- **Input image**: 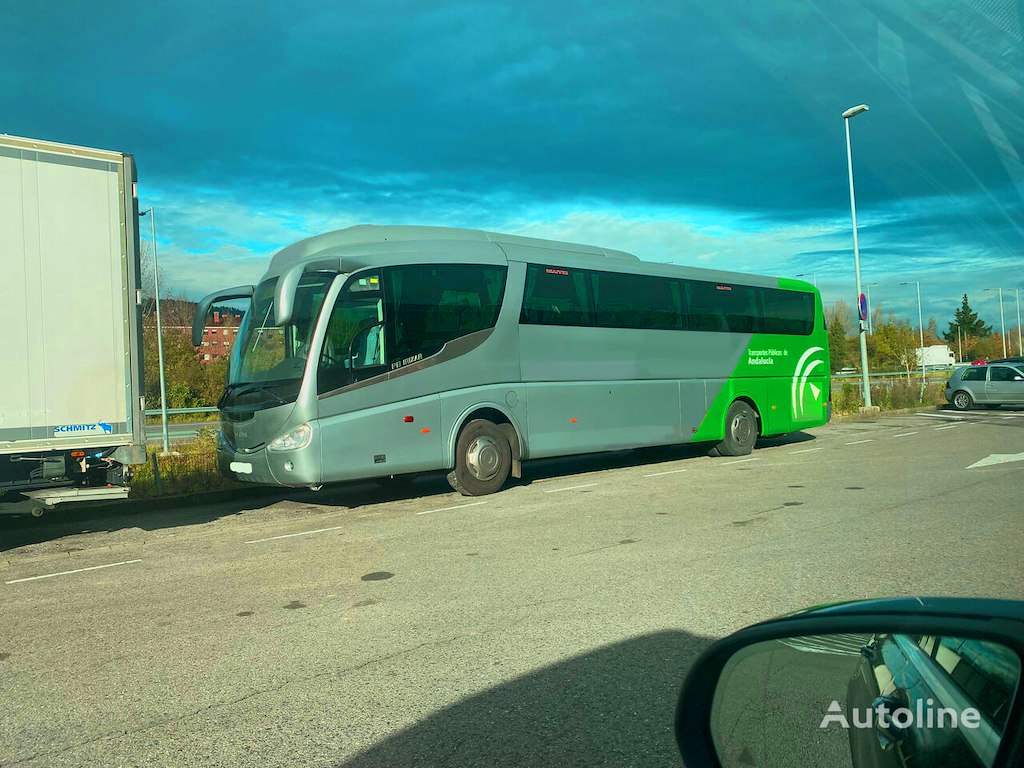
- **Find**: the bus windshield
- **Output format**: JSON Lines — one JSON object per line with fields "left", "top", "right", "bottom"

{"left": 228, "top": 273, "right": 334, "bottom": 399}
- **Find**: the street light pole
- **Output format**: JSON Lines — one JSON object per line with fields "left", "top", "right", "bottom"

{"left": 843, "top": 104, "right": 872, "bottom": 408}
{"left": 998, "top": 287, "right": 1007, "bottom": 358}
{"left": 1016, "top": 288, "right": 1022, "bottom": 357}
{"left": 985, "top": 287, "right": 1008, "bottom": 359}
{"left": 139, "top": 207, "right": 170, "bottom": 454}
{"left": 901, "top": 280, "right": 925, "bottom": 397}
{"left": 865, "top": 282, "right": 878, "bottom": 334}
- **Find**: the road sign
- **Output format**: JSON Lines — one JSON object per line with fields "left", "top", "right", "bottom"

{"left": 858, "top": 293, "right": 868, "bottom": 321}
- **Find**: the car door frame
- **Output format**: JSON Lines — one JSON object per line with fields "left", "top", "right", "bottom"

{"left": 986, "top": 365, "right": 1023, "bottom": 405}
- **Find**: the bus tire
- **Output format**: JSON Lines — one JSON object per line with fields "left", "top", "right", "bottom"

{"left": 447, "top": 419, "right": 512, "bottom": 496}
{"left": 711, "top": 400, "right": 758, "bottom": 457}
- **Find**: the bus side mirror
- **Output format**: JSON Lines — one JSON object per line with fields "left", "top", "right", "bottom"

{"left": 192, "top": 285, "right": 254, "bottom": 346}
{"left": 274, "top": 259, "right": 341, "bottom": 326}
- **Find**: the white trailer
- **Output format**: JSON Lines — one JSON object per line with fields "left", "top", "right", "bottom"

{"left": 916, "top": 344, "right": 957, "bottom": 369}
{"left": 0, "top": 135, "right": 146, "bottom": 515}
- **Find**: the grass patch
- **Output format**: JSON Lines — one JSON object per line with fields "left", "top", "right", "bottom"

{"left": 131, "top": 428, "right": 242, "bottom": 498}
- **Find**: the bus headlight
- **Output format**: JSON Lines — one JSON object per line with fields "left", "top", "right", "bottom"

{"left": 268, "top": 424, "right": 312, "bottom": 452}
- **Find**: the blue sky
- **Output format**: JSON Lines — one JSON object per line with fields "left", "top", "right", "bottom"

{"left": 3, "top": 0, "right": 1023, "bottom": 330}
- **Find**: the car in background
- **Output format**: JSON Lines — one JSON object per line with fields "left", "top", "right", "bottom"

{"left": 946, "top": 363, "right": 1024, "bottom": 410}
{"left": 971, "top": 359, "right": 987, "bottom": 366}
{"left": 989, "top": 356, "right": 1024, "bottom": 365}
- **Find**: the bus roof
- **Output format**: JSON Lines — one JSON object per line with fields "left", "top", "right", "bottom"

{"left": 265, "top": 224, "right": 808, "bottom": 291}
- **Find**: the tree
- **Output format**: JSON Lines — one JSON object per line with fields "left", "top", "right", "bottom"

{"left": 924, "top": 317, "right": 941, "bottom": 345}
{"left": 943, "top": 294, "right": 992, "bottom": 344}
{"left": 869, "top": 318, "right": 918, "bottom": 377}
{"left": 825, "top": 301, "right": 851, "bottom": 372}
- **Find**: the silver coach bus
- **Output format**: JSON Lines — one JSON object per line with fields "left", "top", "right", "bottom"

{"left": 193, "top": 225, "right": 829, "bottom": 496}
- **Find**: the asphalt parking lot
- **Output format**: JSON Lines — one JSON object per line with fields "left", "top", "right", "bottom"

{"left": 2, "top": 408, "right": 1023, "bottom": 767}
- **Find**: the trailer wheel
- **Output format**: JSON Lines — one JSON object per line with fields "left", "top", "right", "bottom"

{"left": 447, "top": 419, "right": 512, "bottom": 496}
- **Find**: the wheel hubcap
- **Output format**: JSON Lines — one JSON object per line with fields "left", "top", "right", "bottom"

{"left": 466, "top": 436, "right": 501, "bottom": 481}
{"left": 731, "top": 413, "right": 754, "bottom": 445}
{"left": 955, "top": 393, "right": 968, "bottom": 408}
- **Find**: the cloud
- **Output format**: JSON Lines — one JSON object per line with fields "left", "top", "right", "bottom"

{"left": 3, "top": 0, "right": 1021, "bottom": 329}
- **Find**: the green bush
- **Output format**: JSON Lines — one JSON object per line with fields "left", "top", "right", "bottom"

{"left": 834, "top": 381, "right": 861, "bottom": 414}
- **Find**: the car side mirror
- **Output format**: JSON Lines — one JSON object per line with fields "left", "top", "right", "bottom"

{"left": 675, "top": 598, "right": 1024, "bottom": 768}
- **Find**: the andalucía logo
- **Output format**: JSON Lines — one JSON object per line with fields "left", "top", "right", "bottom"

{"left": 791, "top": 347, "right": 825, "bottom": 419}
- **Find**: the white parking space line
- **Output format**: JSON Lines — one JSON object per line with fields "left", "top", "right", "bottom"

{"left": 415, "top": 501, "right": 488, "bottom": 516}
{"left": 544, "top": 483, "right": 600, "bottom": 493}
{"left": 892, "top": 432, "right": 917, "bottom": 438}
{"left": 787, "top": 447, "right": 823, "bottom": 455}
{"left": 934, "top": 425, "right": 959, "bottom": 431}
{"left": 643, "top": 468, "right": 688, "bottom": 478}
{"left": 922, "top": 413, "right": 962, "bottom": 420}
{"left": 6, "top": 559, "right": 142, "bottom": 585}
{"left": 245, "top": 525, "right": 347, "bottom": 544}
{"left": 845, "top": 439, "right": 874, "bottom": 445}
{"left": 721, "top": 457, "right": 760, "bottom": 465}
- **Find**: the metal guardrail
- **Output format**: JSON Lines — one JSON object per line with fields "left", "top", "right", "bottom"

{"left": 832, "top": 367, "right": 957, "bottom": 380}
{"left": 145, "top": 407, "right": 219, "bottom": 417}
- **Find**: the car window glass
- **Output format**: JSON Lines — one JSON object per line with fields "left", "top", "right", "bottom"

{"left": 961, "top": 367, "right": 986, "bottom": 382}
{"left": 990, "top": 366, "right": 1016, "bottom": 382}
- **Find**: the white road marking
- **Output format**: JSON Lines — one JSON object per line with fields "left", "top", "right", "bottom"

{"left": 845, "top": 439, "right": 874, "bottom": 445}
{"left": 933, "top": 425, "right": 959, "bottom": 430}
{"left": 721, "top": 457, "right": 760, "bottom": 465}
{"left": 415, "top": 501, "right": 488, "bottom": 515}
{"left": 6, "top": 559, "right": 142, "bottom": 585}
{"left": 643, "top": 468, "right": 688, "bottom": 477}
{"left": 922, "top": 413, "right": 962, "bottom": 420}
{"left": 356, "top": 512, "right": 383, "bottom": 518}
{"left": 892, "top": 432, "right": 917, "bottom": 438}
{"left": 787, "top": 447, "right": 823, "bottom": 454}
{"left": 544, "top": 483, "right": 599, "bottom": 493}
{"left": 966, "top": 452, "right": 1024, "bottom": 470}
{"left": 245, "top": 525, "right": 346, "bottom": 543}
{"left": 1002, "top": 416, "right": 1017, "bottom": 420}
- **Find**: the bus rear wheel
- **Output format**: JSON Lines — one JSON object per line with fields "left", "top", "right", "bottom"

{"left": 711, "top": 400, "right": 758, "bottom": 457}
{"left": 447, "top": 419, "right": 512, "bottom": 496}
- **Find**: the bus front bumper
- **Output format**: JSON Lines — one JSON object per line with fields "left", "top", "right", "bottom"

{"left": 217, "top": 439, "right": 321, "bottom": 488}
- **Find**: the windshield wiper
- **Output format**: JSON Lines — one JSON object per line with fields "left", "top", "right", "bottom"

{"left": 218, "top": 382, "right": 287, "bottom": 408}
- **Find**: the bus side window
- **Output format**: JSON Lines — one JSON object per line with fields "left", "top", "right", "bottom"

{"left": 762, "top": 288, "right": 814, "bottom": 335}
{"left": 386, "top": 264, "right": 508, "bottom": 365}
{"left": 684, "top": 280, "right": 729, "bottom": 332}
{"left": 590, "top": 271, "right": 683, "bottom": 330}
{"left": 520, "top": 264, "right": 591, "bottom": 326}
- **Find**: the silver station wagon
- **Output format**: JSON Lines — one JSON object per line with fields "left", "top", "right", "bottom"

{"left": 945, "top": 363, "right": 1024, "bottom": 410}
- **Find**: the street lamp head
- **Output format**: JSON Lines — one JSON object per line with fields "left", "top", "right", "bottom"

{"left": 842, "top": 104, "right": 870, "bottom": 119}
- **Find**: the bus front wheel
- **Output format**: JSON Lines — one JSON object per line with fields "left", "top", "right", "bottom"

{"left": 710, "top": 400, "right": 758, "bottom": 457}
{"left": 448, "top": 419, "right": 512, "bottom": 496}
